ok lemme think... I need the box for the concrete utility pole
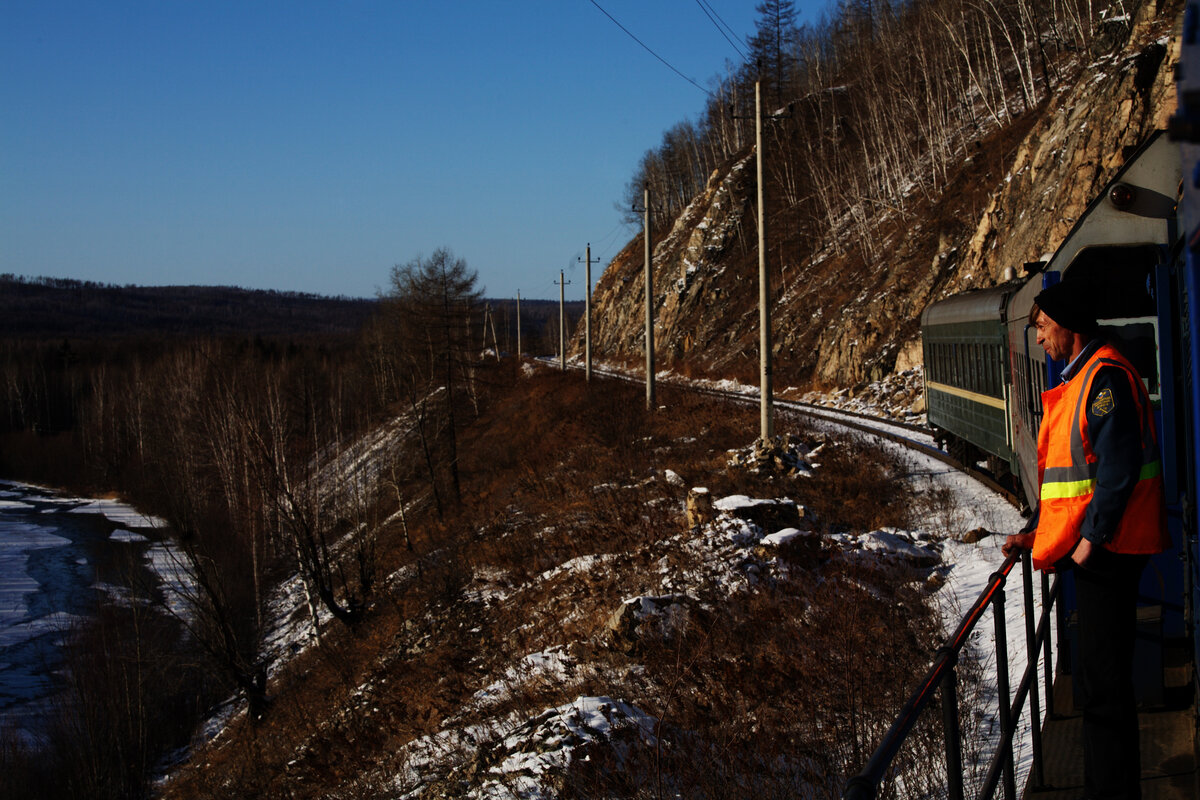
[579,243,600,383]
[516,290,521,362]
[642,187,655,410]
[488,305,500,362]
[556,270,571,371]
[756,78,774,441]
[484,303,500,362]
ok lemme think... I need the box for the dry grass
[155,363,952,799]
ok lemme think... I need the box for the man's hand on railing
[1002,531,1035,557]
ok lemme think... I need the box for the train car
[1175,3,1200,722]
[926,128,1188,634]
[921,285,1016,482]
[916,126,1194,788]
[923,132,1181,517]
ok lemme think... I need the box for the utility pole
[579,243,600,383]
[482,303,500,362]
[635,187,655,410]
[556,270,571,371]
[756,78,773,441]
[488,305,500,362]
[516,290,521,362]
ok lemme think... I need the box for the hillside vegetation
[154,366,957,799]
[0,275,376,339]
[586,0,1181,387]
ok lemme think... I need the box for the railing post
[840,553,1026,800]
[1042,570,1055,716]
[939,647,965,800]
[1022,550,1046,788]
[992,583,1017,800]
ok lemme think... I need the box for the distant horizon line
[0,273,582,305]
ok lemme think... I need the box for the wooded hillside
[0,275,376,338]
[590,0,1179,388]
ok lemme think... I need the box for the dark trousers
[1074,550,1148,800]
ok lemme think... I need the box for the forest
[0,251,584,797]
[625,0,1142,262]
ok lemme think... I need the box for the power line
[694,0,748,61]
[587,0,710,96]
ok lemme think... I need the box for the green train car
[921,285,1015,483]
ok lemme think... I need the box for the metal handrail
[843,548,1062,800]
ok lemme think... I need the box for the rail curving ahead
[538,357,1048,799]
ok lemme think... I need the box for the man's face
[1034,310,1075,361]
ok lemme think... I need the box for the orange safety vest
[1032,344,1168,571]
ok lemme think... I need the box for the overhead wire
[576,1,753,291]
[586,0,710,96]
[694,0,748,61]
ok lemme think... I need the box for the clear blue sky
[2,1,830,300]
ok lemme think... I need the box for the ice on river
[0,480,186,746]
[0,522,72,647]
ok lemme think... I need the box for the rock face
[581,3,1180,388]
[589,155,757,373]
[949,29,1176,294]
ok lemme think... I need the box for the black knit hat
[1034,280,1097,335]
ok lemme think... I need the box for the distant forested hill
[0,275,377,338]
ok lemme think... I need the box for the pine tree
[747,0,800,103]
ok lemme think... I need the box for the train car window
[1032,359,1046,427]
[993,344,1003,397]
[1099,317,1160,399]
[1062,245,1159,318]
[1015,356,1030,428]
[988,344,1000,397]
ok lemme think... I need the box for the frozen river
[0,480,175,746]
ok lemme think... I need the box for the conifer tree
[747,0,800,103]
[386,248,483,509]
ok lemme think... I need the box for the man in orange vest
[1004,279,1168,800]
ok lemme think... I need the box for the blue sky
[2,1,831,300]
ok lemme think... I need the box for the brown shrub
[158,366,949,799]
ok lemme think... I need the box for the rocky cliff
[581,1,1181,390]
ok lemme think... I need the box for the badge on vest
[1091,387,1115,417]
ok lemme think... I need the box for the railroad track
[542,357,1021,506]
[773,397,1022,507]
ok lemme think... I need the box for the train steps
[1023,637,1197,800]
